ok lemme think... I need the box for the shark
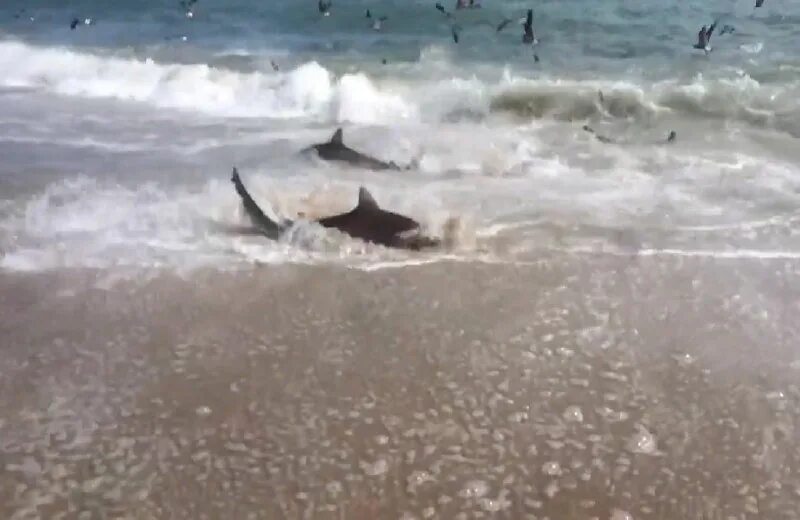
[230,168,440,250]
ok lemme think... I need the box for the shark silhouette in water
[231,168,440,250]
[303,128,418,171]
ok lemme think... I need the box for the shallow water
[1,0,799,270]
[2,259,800,519]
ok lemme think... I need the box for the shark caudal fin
[230,168,285,239]
[330,128,344,145]
[356,187,379,210]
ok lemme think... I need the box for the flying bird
[366,10,388,31]
[319,0,332,16]
[693,19,718,54]
[522,9,537,44]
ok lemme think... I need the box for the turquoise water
[3,0,799,76]
[0,0,799,270]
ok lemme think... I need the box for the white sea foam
[0,40,414,122]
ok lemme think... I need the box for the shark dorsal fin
[330,128,344,145]
[357,187,379,210]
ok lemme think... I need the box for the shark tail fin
[231,168,285,239]
[357,187,379,210]
[330,128,344,145]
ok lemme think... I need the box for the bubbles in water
[360,458,388,476]
[627,425,658,455]
[765,391,788,411]
[406,470,434,494]
[611,509,634,520]
[542,461,562,476]
[459,479,489,499]
[326,480,342,496]
[563,405,584,423]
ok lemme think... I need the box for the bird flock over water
[8,0,775,60]
[313,0,771,59]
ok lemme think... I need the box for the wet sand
[1,254,799,519]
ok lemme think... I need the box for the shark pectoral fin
[357,187,380,210]
[330,128,344,145]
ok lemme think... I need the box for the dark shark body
[304,128,413,171]
[231,168,439,251]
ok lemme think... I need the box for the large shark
[231,168,440,250]
[303,128,417,171]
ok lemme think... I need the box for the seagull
[693,19,718,54]
[179,0,197,17]
[522,9,537,44]
[319,0,332,16]
[366,9,388,31]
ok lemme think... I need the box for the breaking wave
[1,39,799,135]
[0,40,414,122]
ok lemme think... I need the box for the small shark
[303,128,417,171]
[231,168,440,250]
